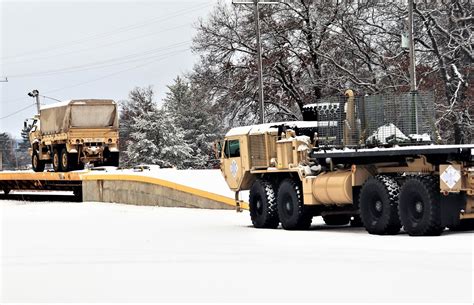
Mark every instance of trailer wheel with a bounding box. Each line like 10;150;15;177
249;179;279;229
448;219;474;232
277;179;312;230
52;149;61;172
359;175;401;235
32;151;45;172
399;176;444;236
323;215;351;226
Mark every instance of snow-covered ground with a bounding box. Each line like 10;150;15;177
1;200;472;303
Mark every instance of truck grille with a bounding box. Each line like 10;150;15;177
249;134;268;168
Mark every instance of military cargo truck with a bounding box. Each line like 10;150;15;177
27;99;119;172
218;91;474;236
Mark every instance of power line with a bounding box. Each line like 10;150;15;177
43;48;189;95
1;47;189;113
0;103;36;120
8;41;191;78
10;41;190;78
1;48;188;119
2;24;191;66
1;3;210;62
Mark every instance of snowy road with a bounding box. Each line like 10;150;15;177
1;200;473;303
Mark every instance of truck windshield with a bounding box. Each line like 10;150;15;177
224;140;240;158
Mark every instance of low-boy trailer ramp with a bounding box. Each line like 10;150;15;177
0;171;83;198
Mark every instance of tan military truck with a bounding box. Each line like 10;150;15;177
218;92;474;236
27;99;119;172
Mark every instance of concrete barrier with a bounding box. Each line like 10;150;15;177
82;173;248;210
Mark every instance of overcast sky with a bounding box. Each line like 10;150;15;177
0;0;215;138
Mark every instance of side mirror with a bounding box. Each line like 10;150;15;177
214;140;223;159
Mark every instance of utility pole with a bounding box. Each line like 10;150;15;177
408;0;419;134
233;0;281;124
27;89;41;114
408;0;416;92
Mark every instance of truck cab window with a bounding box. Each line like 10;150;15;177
224;140;240;158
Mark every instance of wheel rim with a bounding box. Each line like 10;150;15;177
369;195;383;218
282;194;294;216
53;153;59;168
62;153;67;168
255;199;263;215
408;197;424;221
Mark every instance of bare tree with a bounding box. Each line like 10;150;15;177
191;0;473;143
415;0;473;143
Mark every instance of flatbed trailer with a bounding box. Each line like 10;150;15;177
0;171;84;198
311;144;474;165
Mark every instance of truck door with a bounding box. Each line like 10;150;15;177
222;138;243;190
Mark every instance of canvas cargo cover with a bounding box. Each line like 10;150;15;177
40;99;118;134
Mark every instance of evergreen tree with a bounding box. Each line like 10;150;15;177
163;76;222;168
16;125;32;169
18;124;31;151
119;86;156;166
121;86;193;168
0;133;16;170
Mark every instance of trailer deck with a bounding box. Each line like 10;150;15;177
311;144;474;164
0;171;84;194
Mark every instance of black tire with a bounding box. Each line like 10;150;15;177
249;179;279;228
32;151;45;172
105;152;119;167
359;175;401;235
448;219;474;232
277;178;312;230
399;176;444;236
60;148;77;172
3;188;10;195
323;215;351;226
52;148;61;172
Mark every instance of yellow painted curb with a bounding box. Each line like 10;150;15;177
82;173;249;210
0;171;83;181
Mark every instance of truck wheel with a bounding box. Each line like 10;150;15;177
60;148;77;171
249;179;279;228
277;179;312;230
32;152;45;172
2;188;10;195
52;149;61;172
399;176;444;236
359;175;401;235
448;219;474;232
323;215;351;226
105;152;119;167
